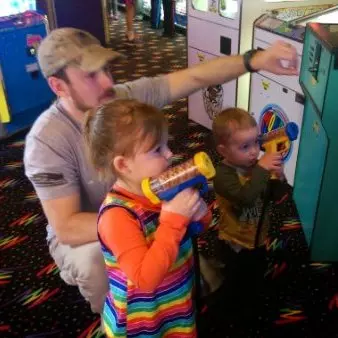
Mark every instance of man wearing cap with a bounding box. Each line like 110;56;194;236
24;28;298;314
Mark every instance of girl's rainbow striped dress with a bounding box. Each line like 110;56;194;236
98;191;196;337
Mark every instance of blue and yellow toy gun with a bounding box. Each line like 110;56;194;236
141;152;216;236
260;122;299;179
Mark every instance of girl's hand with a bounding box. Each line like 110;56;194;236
191;200;209;222
162;188;202;220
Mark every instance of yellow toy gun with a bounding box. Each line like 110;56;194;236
142;152;216;235
260;122;299;179
260;122;299;154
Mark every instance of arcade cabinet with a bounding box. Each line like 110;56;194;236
249;5;338;185
187;0;330;130
294;22;338;261
0;11;54;139
187;0;240;129
236;0;335;111
35;0;109;46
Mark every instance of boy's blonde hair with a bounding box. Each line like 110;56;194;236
83;99;167;181
212;107;257;146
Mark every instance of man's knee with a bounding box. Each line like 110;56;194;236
76;259;108;313
74;243;108;313
73;242;106;279
50;240;109;313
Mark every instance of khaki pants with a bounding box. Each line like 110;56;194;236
49;238;109;314
199;254;225;295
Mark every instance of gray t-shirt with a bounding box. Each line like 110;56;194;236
24;76;170;241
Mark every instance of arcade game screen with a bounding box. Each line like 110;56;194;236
0;0;36;17
192;0;238;19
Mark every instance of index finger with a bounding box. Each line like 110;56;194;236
276;66;299;76
178;188;199;200
275;150;285;158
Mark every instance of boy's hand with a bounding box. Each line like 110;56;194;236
274;164;286;181
191;200;209;222
162;188;202;220
258;152;282;172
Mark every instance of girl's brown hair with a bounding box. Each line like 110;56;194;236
212;107;257;146
83;99;167;181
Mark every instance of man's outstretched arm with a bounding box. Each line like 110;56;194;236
167;40;298;102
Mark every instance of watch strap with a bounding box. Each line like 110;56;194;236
243;49;258;73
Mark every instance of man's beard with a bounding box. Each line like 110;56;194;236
69;86;116;113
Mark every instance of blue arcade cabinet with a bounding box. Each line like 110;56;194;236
0;11;54;139
294;22;338;261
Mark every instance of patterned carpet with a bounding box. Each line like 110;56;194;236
1;14;338;338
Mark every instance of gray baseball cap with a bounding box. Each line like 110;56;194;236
38;28;122;78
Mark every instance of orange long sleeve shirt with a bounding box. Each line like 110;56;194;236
98;186;212;292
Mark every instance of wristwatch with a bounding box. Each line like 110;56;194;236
243;49;259;73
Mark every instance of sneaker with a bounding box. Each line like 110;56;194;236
135;14;144;21
110;11;119;20
126;31;141;42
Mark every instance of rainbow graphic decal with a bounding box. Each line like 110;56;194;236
265;237;288;252
4;161;23;170
19;287;60;309
265;262;288;279
0;235;29;250
78;318;103;338
7;140;25;148
0;178;18;189
8;212;44;227
24;191;38;201
329;293;338;311
0;325;11;333
259;104;292;161
0;270;12;285
190;131;208;139
280;218;302;232
36;262;59;278
171;154;187;164
275;308;307;325
185;141;204;150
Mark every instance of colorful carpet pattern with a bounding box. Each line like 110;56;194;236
1;15;338;338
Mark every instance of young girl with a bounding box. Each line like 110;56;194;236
84;99;212;337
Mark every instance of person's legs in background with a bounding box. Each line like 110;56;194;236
125;0;137;41
107;0;119;20
150;0;175;36
135;0;144;21
150;0;161;29
162;0;175;37
111;0;119;20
